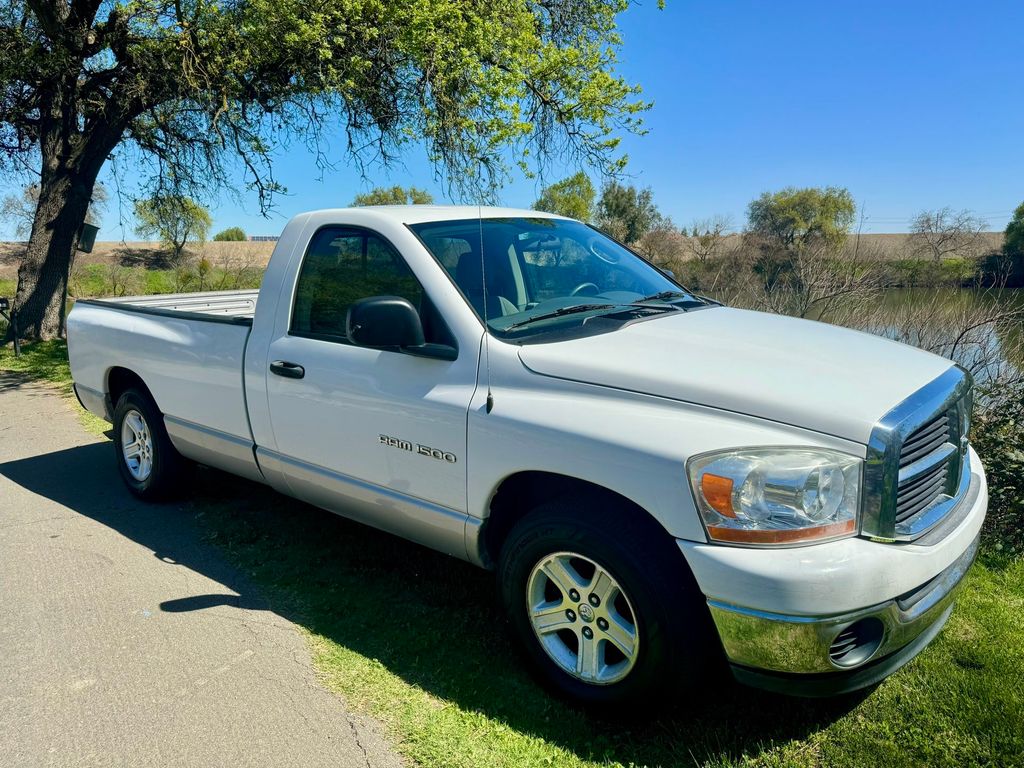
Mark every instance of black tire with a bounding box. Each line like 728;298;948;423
112;388;185;500
498;496;721;710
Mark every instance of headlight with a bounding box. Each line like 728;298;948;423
688;448;862;546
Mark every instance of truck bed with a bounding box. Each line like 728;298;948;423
83;289;260;322
67;291;261;481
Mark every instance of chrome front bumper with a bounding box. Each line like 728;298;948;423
708;532;979;696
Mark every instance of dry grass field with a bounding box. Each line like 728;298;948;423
0;240;276;279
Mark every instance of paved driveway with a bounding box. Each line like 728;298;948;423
0;374;400;768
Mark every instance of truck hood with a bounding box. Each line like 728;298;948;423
517;307;954;444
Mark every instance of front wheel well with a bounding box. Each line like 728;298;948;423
481;471;673;567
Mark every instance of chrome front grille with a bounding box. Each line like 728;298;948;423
899;414;949;469
863;367;973;543
896;462;948;523
895;412;955;524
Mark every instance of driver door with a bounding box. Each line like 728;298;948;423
264;225;475;516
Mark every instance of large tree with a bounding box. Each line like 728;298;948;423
134;195;211;262
744;187;871;319
596;181;662;243
532;171;595;222
746;186;856;255
1;0;648;339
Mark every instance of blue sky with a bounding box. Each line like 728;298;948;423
5;0;1023;239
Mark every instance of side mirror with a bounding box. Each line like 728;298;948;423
347;296;425;348
346;296;457;360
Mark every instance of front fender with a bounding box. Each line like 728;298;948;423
466;360;866;543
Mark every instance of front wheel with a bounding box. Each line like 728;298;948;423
112;388;185;500
524;550;641;686
499;498;720;709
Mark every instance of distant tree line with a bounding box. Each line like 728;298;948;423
529;171;1023;290
352;186;434;206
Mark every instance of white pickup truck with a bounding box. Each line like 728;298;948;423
68;206;986;707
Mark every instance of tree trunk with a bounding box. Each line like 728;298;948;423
11;162;99;341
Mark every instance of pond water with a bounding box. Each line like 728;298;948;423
877;287;1024;313
868;287;1024;381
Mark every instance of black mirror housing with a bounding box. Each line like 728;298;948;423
346;296;426;349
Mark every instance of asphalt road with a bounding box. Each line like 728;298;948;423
0;373;401;768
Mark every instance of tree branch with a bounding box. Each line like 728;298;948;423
24;0;69;43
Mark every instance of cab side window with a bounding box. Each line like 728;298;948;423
292;227;449;344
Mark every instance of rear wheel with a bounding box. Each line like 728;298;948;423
499;497;720;709
112;388;185;500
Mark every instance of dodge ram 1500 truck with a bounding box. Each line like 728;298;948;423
68;206;986;707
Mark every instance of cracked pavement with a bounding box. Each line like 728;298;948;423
0;374;402;768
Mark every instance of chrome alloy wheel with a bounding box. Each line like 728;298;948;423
526;552;640;685
121;409;154;482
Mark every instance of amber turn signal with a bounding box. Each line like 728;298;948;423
700;473;736;518
707;518;857;545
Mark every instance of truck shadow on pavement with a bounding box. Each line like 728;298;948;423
0;440;871;766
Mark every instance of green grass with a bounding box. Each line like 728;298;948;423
3;343;1022;767
0;339;75;386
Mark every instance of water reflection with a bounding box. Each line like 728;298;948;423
863;288;1024;384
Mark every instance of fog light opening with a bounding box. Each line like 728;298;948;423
829;618;885;668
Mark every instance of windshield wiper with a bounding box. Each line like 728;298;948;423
503;303;627;331
503;299;687;331
636;290;720;308
635;290;692;303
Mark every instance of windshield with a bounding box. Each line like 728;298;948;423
409;217;708;340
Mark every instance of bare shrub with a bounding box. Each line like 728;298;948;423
687;215;733;264
679;250;760;307
197;257;213;291
202;242;264;290
68;260;89;298
102;263;142;296
635;220;687;273
854;289;1024;395
698;233;882;324
909;208;988;262
171;253;198;293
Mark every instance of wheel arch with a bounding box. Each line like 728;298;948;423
480;471;677;568
107;367;159;413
